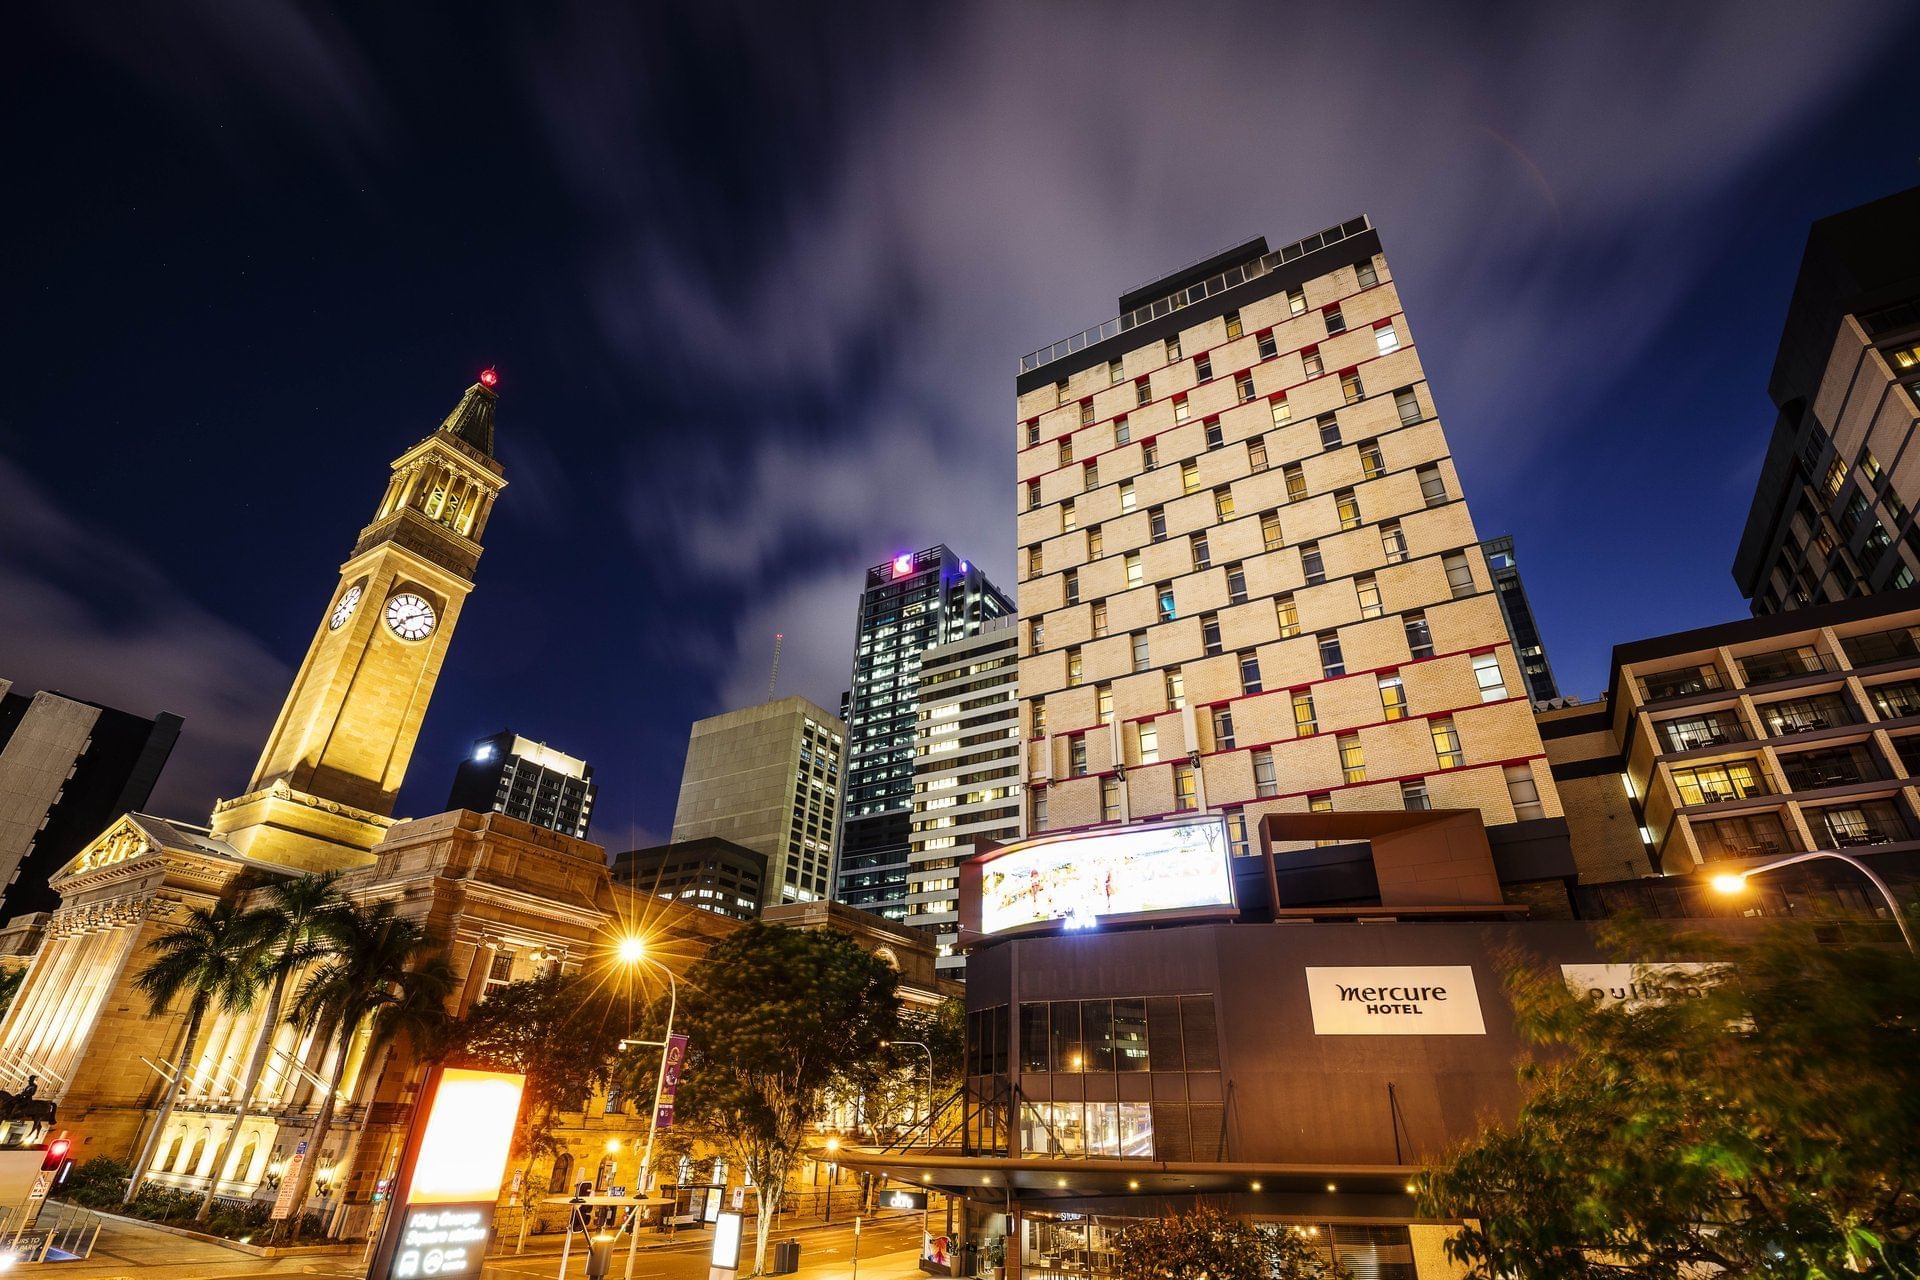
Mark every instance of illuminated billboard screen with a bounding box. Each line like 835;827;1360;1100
971;817;1235;936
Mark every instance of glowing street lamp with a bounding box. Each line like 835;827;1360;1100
1711;850;1915;955
615;935;679;1280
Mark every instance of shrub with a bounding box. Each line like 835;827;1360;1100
57;1156;132;1210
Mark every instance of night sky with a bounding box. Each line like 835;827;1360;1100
4;2;1918;848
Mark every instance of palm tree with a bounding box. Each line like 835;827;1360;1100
195;872;345;1221
278;901;454;1241
125;900;268;1204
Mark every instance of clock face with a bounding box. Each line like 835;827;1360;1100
384;593;437;641
328;584;364;631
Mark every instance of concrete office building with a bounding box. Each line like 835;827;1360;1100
838;548;1013;920
1735;185;1920;613
906;617;1023;976
1013;218;1567;864
611;837;767;921
1481;535;1559;703
0;681;181;919
671;696;845;906
447;729;597;838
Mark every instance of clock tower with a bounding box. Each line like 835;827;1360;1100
211;373;508;871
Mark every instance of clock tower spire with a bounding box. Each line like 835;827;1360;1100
211;373;508;871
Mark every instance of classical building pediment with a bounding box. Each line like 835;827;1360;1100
53;813;269;895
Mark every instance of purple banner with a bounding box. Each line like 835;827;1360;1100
655;1033;689;1130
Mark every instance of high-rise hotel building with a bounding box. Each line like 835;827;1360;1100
1014;218;1566;858
837;547;1012;920
906;617;1021;975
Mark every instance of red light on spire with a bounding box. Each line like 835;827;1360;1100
479;367;499;388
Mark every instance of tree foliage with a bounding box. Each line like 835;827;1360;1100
1115;1205;1343;1280
672;923;900;1274
1418;921;1920;1279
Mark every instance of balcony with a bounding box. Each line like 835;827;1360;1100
1640;665;1726;702
1868;679;1920;721
1737;645;1835;687
1840;625;1920;669
1778;743;1885;792
1756;693;1856;737
1807;798;1913;848
1655;712;1749;754
1691;812;1797;862
1670;760;1771;807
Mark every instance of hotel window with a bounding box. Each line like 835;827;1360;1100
1195;354;1213;382
1381;520;1408;563
1418;464;1447;506
1173;764;1198;811
1174;395;1191;423
1120;480;1136;512
1212;706;1237;750
1445;551;1475;598
1271;396;1291;426
1379;673;1407;720
1324;304;1346;335
1055;379;1070;407
1401;778;1430;810
1191;532;1212;569
1258;330;1278;359
1336;488;1361;530
1303;347;1324;377
1102;778;1121;822
1375;322;1399;355
1109;357;1125;385
1149;507;1167;541
1226;563;1249;603
1060;438;1074;466
1395;387;1421;425
1084;459;1099;489
1088;526;1104;558
1339;733;1365;783
1064;567;1080;603
1136;722;1159;764
1181;460;1201;493
1284;463;1308;501
1357;574;1383;619
1028;618;1045;652
1318;414;1342;450
1225;310;1244;340
1670;760;1765;806
1504;764;1546;819
1318;632;1345;677
1214;486;1236;520
1097;683;1114;724
1205;418;1224;448
1027;545;1043;577
1026;479;1041;509
1431;717;1464;768
1032;701;1047;735
1293;690;1318;736
1308;792;1335;843
1062;499;1077;532
1165;667;1185;709
1359;438;1384;479
1473;654;1506;702
1092;601;1109;637
1862;446;1883;482
1132;631;1150;673
1143;438;1159;467
1027;419;1040;446
1125;552;1143;587
1032;789;1047;831
1301;542;1326;585
1287;287;1307;316
1158;584;1178;622
1249;438;1269;472
1067;647;1083;686
1355;257;1379;287
1201;614;1223;656
1115;416;1131;444
1236;372;1256;402
1261;510;1284;550
1165;336;1181;361
1079;399;1094;427
1070;735;1088;776
1253;748;1279;797
1824;455;1846;497
1239;650;1263;694
1276;594;1300;637
1136;378;1153;406
1404;610;1434;658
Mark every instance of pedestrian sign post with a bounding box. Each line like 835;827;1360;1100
270;1141;308;1221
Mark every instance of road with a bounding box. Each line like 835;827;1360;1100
49;1209;932;1280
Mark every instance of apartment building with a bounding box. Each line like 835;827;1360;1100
905;618;1021;976
447;729;597;838
1013;219;1566;859
1483;535;1559;703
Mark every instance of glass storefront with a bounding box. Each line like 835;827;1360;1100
1020;1214;1416;1280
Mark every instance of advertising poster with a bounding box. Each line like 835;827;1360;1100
656;1032;689;1129
975;817;1234;935
374;1068;527;1280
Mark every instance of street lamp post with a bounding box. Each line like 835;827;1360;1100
616;937;679;1280
1711;849;1916;955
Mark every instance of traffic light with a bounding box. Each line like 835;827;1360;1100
41;1138;70;1172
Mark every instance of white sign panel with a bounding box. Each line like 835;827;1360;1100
978;817;1234;935
1561;963;1719;1008
1305;966;1486;1035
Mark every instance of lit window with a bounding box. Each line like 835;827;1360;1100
1359;439;1384;479
1336;488;1361;530
1473;652;1507;702
1303;347;1323;378
1070;735;1088;776
1027;545;1043;577
1284;463;1307;502
1062;500;1077;533
1101;777;1121;822
1357;574;1383;619
1132;632;1150;673
1272;396;1291;426
1214;486;1236;520
1378;673;1407;720
1445;552;1474;598
1249;438;1269;472
1287;288;1306;317
1404;611;1434;658
1125;552;1143;588
1236;372;1255;402
1375;322;1399;355
1066;647;1083;686
1395;388;1420;426
1212;706;1237;750
1505;764;1545;820
1339;733;1365;783
1165;336;1181;361
1239;651;1263;694
1301;542;1326;585
1120;480;1136;513
1032;701;1047;736
1136;723;1159;764
1060;438;1074;466
1381;521;1408;564
1173;764;1197;812
1293;690;1318;737
1097;684;1114;724
1431;718;1463;769
1225;310;1244;340
1261;510;1283;550
1276;595;1300;638
1341;371;1364;404
1091;601;1108;637
1253;748;1278;797
1088;526;1104;558
1109;358;1125;385
1055;380;1069;407
1079;400;1094;427
1174;396;1191;423
1181;460;1200;493
1318;632;1345;677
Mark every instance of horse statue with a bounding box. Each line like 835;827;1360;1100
0;1076;57;1140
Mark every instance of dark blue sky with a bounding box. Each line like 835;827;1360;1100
3;2;1917;846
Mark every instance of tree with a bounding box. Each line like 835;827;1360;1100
280;901;454;1241
444;969;632;1186
1417;921;1920;1278
0;966;25;1020
1115;1205;1342;1280
672;923;900;1275
125;901;267;1203
195;871;345;1221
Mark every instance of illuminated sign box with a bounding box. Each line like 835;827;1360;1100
711;1211;744;1270
377;1067;527;1280
959;816;1237;939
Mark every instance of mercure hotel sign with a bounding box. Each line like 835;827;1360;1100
1305;966;1486;1035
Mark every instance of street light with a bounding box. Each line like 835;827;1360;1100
882;1039;936;1244
1711;850;1916;955
615;936;678;1280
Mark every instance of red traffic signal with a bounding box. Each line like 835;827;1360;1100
41;1138;70;1172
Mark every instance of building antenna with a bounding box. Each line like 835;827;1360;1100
769;632;784;699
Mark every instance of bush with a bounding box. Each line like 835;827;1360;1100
57;1157;132;1210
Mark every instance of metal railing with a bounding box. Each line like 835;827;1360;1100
0;1198;102;1262
1737;647;1835;686
1019;218;1373;374
1640;666;1726;702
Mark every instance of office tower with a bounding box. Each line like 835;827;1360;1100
1735;185;1920;613
1014;218;1566;856
447;730;597;838
1482;535;1560;703
906;617;1022;976
671;696;845;906
0;681;181;918
837;548;1013;920
612;837;767;921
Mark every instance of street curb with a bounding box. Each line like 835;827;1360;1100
492;1208;924;1261
87;1208;354;1258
